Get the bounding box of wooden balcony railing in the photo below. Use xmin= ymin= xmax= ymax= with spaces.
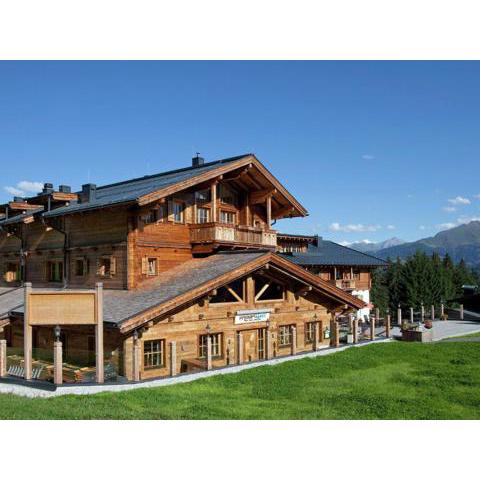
xmin=334 ymin=279 xmax=356 ymax=290
xmin=189 ymin=223 xmax=277 ymax=247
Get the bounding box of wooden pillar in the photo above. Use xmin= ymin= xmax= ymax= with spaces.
xmin=237 ymin=332 xmax=243 ymax=364
xmin=95 ymin=282 xmax=104 ymax=384
xmin=312 ymin=322 xmax=318 ymax=351
xmin=431 ymin=305 xmax=435 ymax=321
xmin=334 ymin=321 xmax=340 ymax=348
xmin=245 ymin=192 xmax=250 ymax=226
xmin=410 ymin=307 xmax=414 ymax=323
xmin=53 ymin=341 xmax=63 ymax=385
xmin=460 ymin=304 xmax=464 ymax=320
xmin=370 ymin=316 xmax=376 ymax=341
xmin=375 ymin=308 xmax=380 ymax=321
xmin=421 ymin=304 xmax=425 ymax=322
xmin=397 ymin=306 xmax=402 ymax=326
xmin=170 ymin=341 xmax=177 ymax=377
xmin=206 ymin=334 xmax=212 ymax=370
xmin=441 ymin=303 xmax=445 ymax=317
xmin=24 ymin=282 xmax=32 ymax=380
xmin=353 ymin=318 xmax=358 ymax=344
xmin=133 ymin=334 xmax=141 ymax=382
xmin=0 ymin=339 xmax=7 ymax=377
xmin=211 ymin=181 xmax=217 ymax=223
xmin=266 ymin=195 xmax=272 ymax=228
xmin=386 ymin=314 xmax=391 ymax=338
xmin=291 ymin=326 xmax=297 ymax=356
xmin=266 ymin=328 xmax=272 ymax=359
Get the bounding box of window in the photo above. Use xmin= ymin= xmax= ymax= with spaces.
xmin=47 ymin=260 xmax=63 ymax=283
xmin=257 ymin=329 xmax=265 ymax=360
xmin=278 ymin=325 xmax=293 ymax=347
xmin=196 ymin=207 xmax=210 ymax=224
xmin=147 ymin=258 xmax=157 ymax=276
xmin=199 ymin=333 xmax=222 ymax=358
xmin=143 ymin=204 xmax=167 ymax=224
xmin=353 ymin=269 xmax=360 ymax=280
xmin=195 ymin=190 xmax=211 ymax=203
xmin=173 ymin=201 xmax=184 ymax=223
xmin=335 ymin=269 xmax=342 ymax=280
xmin=305 ymin=322 xmax=317 ymax=344
xmin=4 ymin=262 xmax=20 ymax=283
xmin=218 ymin=184 xmax=238 ymax=206
xmin=254 ymin=274 xmax=284 ymax=301
xmin=74 ymin=258 xmax=87 ymax=277
xmin=144 ymin=339 xmax=165 ymax=369
xmin=209 ymin=279 xmax=244 ymax=304
xmin=220 ymin=210 xmax=235 ymax=224
xmin=97 ymin=256 xmax=116 ymax=277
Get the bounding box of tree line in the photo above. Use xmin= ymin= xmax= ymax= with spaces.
xmin=371 ymin=251 xmax=479 ymax=313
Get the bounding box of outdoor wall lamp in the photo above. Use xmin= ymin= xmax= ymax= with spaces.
xmin=54 ymin=325 xmax=61 ymax=342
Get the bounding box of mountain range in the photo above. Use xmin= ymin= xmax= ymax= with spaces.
xmin=347 ymin=237 xmax=405 ymax=253
xmin=357 ymin=221 xmax=480 ymax=269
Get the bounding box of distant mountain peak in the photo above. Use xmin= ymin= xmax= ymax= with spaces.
xmin=348 ymin=237 xmax=405 ymax=253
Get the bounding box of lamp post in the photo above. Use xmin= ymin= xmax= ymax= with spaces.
xmin=53 ymin=325 xmax=62 ymax=385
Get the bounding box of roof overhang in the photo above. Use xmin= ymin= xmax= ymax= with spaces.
xmin=137 ymin=154 xmax=308 ymax=219
xmin=118 ymin=252 xmax=365 ymax=334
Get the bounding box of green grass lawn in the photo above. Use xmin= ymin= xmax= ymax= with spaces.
xmin=1 ymin=341 xmax=480 ymax=419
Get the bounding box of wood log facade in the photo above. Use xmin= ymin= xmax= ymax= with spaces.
xmin=0 ymin=154 xmax=367 ymax=383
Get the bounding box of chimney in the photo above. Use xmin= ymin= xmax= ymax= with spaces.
xmin=81 ymin=183 xmax=96 ymax=203
xmin=59 ymin=185 xmax=71 ymax=194
xmin=42 ymin=183 xmax=54 ymax=194
xmin=192 ymin=153 xmax=205 ymax=168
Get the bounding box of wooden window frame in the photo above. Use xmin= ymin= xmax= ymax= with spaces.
xmin=304 ymin=321 xmax=316 ymax=344
xmin=198 ymin=333 xmax=223 ymax=359
xmin=147 ymin=257 xmax=158 ymax=276
xmin=278 ymin=325 xmax=294 ymax=347
xmin=173 ymin=200 xmax=185 ymax=223
xmin=74 ymin=257 xmax=87 ymax=277
xmin=143 ymin=339 xmax=165 ymax=369
xmin=196 ymin=207 xmax=210 ymax=224
xmin=47 ymin=259 xmax=63 ymax=283
xmin=4 ymin=262 xmax=20 ymax=283
xmin=219 ymin=210 xmax=236 ymax=225
xmin=96 ymin=255 xmax=116 ymax=278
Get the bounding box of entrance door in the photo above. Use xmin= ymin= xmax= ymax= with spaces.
xmin=242 ymin=328 xmax=266 ymax=362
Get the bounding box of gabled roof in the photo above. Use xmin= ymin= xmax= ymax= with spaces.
xmin=42 ymin=154 xmax=307 ymax=219
xmin=8 ymin=251 xmax=366 ymax=333
xmin=280 ymin=235 xmax=388 ymax=267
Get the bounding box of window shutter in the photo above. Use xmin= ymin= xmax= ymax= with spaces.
xmin=110 ymin=256 xmax=117 ymax=276
xmin=141 ymin=257 xmax=148 ymax=275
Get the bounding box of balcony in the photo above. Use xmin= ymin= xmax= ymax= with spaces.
xmin=334 ymin=279 xmax=357 ymax=291
xmin=189 ymin=223 xmax=277 ymax=251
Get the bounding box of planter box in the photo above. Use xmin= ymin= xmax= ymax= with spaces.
xmin=402 ymin=329 xmax=433 ymax=343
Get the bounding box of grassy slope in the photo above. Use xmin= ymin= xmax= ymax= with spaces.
xmin=1 ymin=341 xmax=480 ymax=420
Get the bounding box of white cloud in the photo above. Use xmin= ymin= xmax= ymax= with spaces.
xmin=386 ymin=224 xmax=395 ymax=230
xmin=419 ymin=225 xmax=426 ymax=230
xmin=3 ymin=180 xmax=43 ymax=199
xmin=329 ymin=222 xmax=381 ymax=233
xmin=361 ymin=154 xmax=375 ymax=160
xmin=448 ymin=196 xmax=470 ymax=205
xmin=17 ymin=181 xmax=43 ymax=193
xmin=436 ymin=215 xmax=480 ymax=231
xmin=438 ymin=222 xmax=457 ymax=230
xmin=4 ymin=186 xmax=25 ymax=196
xmin=340 ymin=239 xmax=374 ymax=246
xmin=442 ymin=206 xmax=457 ymax=213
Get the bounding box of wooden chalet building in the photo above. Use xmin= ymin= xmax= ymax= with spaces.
xmin=277 ymin=234 xmax=388 ymax=318
xmin=0 ymin=154 xmax=365 ymax=383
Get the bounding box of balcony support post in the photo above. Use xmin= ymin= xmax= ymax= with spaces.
xmin=266 ymin=195 xmax=272 ymax=228
xmin=211 ymin=181 xmax=217 ymax=223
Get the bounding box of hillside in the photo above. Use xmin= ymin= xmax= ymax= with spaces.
xmin=375 ymin=221 xmax=480 ymax=268
xmin=349 ymin=237 xmax=405 ymax=253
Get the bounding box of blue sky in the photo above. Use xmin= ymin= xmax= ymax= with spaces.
xmin=1 ymin=61 xmax=479 ymax=244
